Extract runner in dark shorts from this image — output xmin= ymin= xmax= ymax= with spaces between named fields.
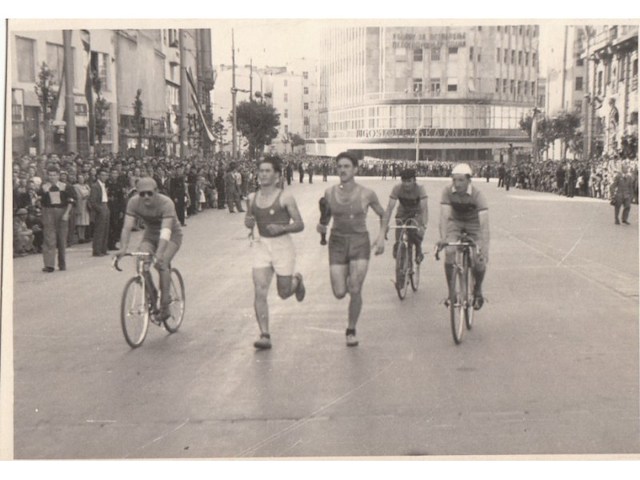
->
xmin=318 ymin=152 xmax=385 ymax=347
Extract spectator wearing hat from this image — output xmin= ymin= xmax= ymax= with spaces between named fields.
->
xmin=39 ymin=165 xmax=76 ymax=272
xmin=89 ymin=168 xmax=110 ymax=256
xmin=13 ymin=208 xmax=34 ymax=256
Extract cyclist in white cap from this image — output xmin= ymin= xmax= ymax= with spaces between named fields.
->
xmin=116 ymin=177 xmax=183 ymax=322
xmin=437 ymin=163 xmax=490 ymax=310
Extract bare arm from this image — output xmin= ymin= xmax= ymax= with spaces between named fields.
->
xmin=244 ymin=193 xmax=256 ymax=230
xmin=117 ymin=214 xmax=136 ymax=255
xmin=378 ymin=196 xmax=398 ymax=240
xmin=439 ymin=204 xmax=452 ymax=242
xmin=282 ymin=191 xmax=304 ymax=234
xmin=419 ymin=197 xmax=429 ymax=230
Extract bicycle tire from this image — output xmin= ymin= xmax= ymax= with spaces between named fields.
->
xmin=410 ymin=247 xmax=420 ymax=291
xmin=121 ymin=277 xmax=149 ymax=348
xmin=163 ymin=268 xmax=185 ymax=333
xmin=450 ymin=264 xmax=465 ymax=345
xmin=464 ymin=251 xmax=475 ymax=330
xmin=396 ymin=242 xmax=409 ymax=300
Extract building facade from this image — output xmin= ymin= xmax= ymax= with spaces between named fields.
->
xmin=309 ymin=25 xmax=541 ymax=162
xmin=10 ymin=27 xmax=214 ymax=159
xmin=584 ymin=25 xmax=638 ymax=158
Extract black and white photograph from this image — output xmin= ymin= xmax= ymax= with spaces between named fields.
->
xmin=1 ymin=9 xmax=639 ymax=469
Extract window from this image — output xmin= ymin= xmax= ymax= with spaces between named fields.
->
xmin=503 ymin=79 xmax=508 ymax=93
xmin=303 ymin=116 xmax=309 ymax=126
xmin=284 ymin=93 xmax=288 ymax=102
xmin=448 ymin=47 xmax=458 ymax=55
xmin=575 ymin=76 xmax=583 ymax=91
xmin=284 ymin=125 xmax=289 ymax=134
xmin=431 ymin=47 xmax=441 ymax=61
xmin=497 ymin=47 xmax=501 ymax=63
xmin=413 ymin=78 xmax=423 ymax=93
xmin=577 ymin=58 xmax=584 ymax=67
xmin=597 ymin=71 xmax=603 ymax=95
xmin=477 ymin=52 xmax=481 ymax=62
xmin=95 ymin=52 xmax=109 ymax=91
xmin=524 ymin=81 xmax=529 ymax=95
xmin=518 ymin=51 xmax=522 ymax=65
xmin=469 ymin=47 xmax=474 ymax=61
xmin=413 ymin=48 xmax=423 ymax=61
xmin=447 ymin=78 xmax=458 ymax=92
xmin=284 ymin=109 xmax=288 ymax=119
xmin=16 ymin=37 xmax=35 ymax=82
xmin=525 ymin=52 xmax=529 ymax=66
xmin=12 ymin=89 xmax=24 ymax=122
xmin=304 ymin=102 xmax=309 ymax=110
xmin=46 ymin=43 xmax=64 ymax=85
xmin=511 ymin=50 xmax=515 ymax=64
xmin=504 ymin=49 xmax=508 ymax=63
xmin=303 ymin=71 xmax=308 ymax=80
xmin=430 ymin=78 xmax=441 ymax=95
xmin=497 ymin=26 xmax=501 ymax=32
xmin=495 ymin=78 xmax=500 ymax=93
xmin=284 ymin=79 xmax=288 ymax=87
xmin=478 ymin=26 xmax=482 ymax=31
xmin=519 ymin=26 xmax=523 ymax=35
xmin=168 ymin=29 xmax=179 ymax=47
xmin=303 ymin=86 xmax=309 ymax=95
xmin=74 ymin=103 xmax=88 ymax=116
xmin=510 ymin=79 xmax=515 ymax=94
xmin=531 ymin=81 xmax=536 ymax=95
xmin=532 ymin=53 xmax=537 ymax=67
xmin=619 ymin=57 xmax=625 ymax=81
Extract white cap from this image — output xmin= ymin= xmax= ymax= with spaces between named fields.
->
xmin=451 ymin=163 xmax=473 ymax=176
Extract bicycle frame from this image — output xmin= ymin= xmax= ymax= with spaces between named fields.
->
xmin=388 ymin=219 xmax=423 ymax=298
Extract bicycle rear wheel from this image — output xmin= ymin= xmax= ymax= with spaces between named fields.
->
xmin=395 ymin=242 xmax=409 ymax=300
xmin=464 ymin=253 xmax=475 ymax=330
xmin=121 ymin=277 xmax=149 ymax=348
xmin=163 ymin=268 xmax=185 ymax=333
xmin=450 ymin=266 xmax=465 ymax=345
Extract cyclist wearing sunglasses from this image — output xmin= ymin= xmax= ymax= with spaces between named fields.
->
xmin=116 ymin=177 xmax=183 ymax=322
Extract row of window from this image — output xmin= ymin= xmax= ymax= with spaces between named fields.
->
xmin=496 ymin=48 xmax=537 ymax=67
xmin=327 ymin=104 xmax=534 ymax=132
xmin=15 ymin=36 xmax=110 ymax=90
xmin=496 ymin=25 xmax=540 ymax=37
xmin=494 ymin=79 xmax=537 ymax=96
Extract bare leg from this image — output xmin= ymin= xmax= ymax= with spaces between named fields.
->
xmin=253 ymin=267 xmax=274 ymax=335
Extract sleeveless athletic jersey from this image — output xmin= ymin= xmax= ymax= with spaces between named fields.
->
xmin=125 ymin=193 xmax=183 ymax=238
xmin=328 ymin=184 xmax=368 ymax=235
xmin=390 ymin=183 xmax=428 ymax=218
xmin=251 ymin=191 xmax=292 ymax=238
xmin=440 ymin=184 xmax=488 ymax=223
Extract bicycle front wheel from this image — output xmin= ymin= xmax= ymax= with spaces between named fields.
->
xmin=395 ymin=242 xmax=409 ymax=300
xmin=121 ymin=277 xmax=149 ymax=348
xmin=163 ymin=268 xmax=185 ymax=333
xmin=450 ymin=268 xmax=465 ymax=345
xmin=464 ymin=254 xmax=475 ymax=330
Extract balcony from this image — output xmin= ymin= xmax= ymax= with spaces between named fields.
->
xmin=362 ymin=90 xmax=494 ymax=103
xmin=591 ymin=25 xmax=639 ymax=57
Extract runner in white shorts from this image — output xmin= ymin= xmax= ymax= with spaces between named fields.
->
xmin=245 ymin=156 xmax=306 ymax=350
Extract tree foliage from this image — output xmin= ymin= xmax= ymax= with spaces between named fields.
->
xmin=93 ymin=78 xmax=109 ymax=153
xmin=234 ymin=100 xmax=280 ymax=159
xmin=552 ymin=110 xmax=581 ymax=159
xmin=34 ymin=62 xmax=57 ymax=153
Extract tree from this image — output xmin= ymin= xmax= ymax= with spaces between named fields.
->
xmin=620 ymin=133 xmax=638 ymax=159
xmin=34 ymin=62 xmax=57 ymax=154
xmin=93 ymin=78 xmax=109 ymax=155
xmin=520 ymin=111 xmax=555 ymax=161
xmin=211 ymin=116 xmax=228 ymax=153
xmin=233 ymin=100 xmax=280 ymax=160
xmin=132 ymin=89 xmax=144 ymax=158
xmin=552 ymin=110 xmax=581 ymax=159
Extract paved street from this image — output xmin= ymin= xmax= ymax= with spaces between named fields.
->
xmin=10 ymin=176 xmax=639 ymax=459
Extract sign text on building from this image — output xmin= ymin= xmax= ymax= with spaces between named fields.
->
xmin=392 ymin=32 xmax=467 ymax=49
xmin=356 ymin=128 xmax=486 ymax=139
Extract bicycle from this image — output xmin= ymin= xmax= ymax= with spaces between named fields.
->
xmin=435 ymin=232 xmax=477 ymax=345
xmin=387 ymin=218 xmax=423 ymax=300
xmin=113 ymin=252 xmax=185 ymax=348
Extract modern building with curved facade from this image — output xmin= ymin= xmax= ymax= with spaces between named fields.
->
xmin=308 ymin=25 xmax=540 ymax=162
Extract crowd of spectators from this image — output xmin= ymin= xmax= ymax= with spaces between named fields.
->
xmin=12 ymin=149 xmax=638 ymax=258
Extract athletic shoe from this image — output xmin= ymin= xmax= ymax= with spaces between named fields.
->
xmin=254 ymin=333 xmax=272 ymax=350
xmin=473 ymin=294 xmax=484 ymax=311
xmin=42 ymin=267 xmax=54 ymax=273
xmin=157 ymin=306 xmax=171 ymax=323
xmin=295 ymin=273 xmax=306 ymax=302
xmin=415 ymin=252 xmax=424 ymax=264
xmin=346 ymin=329 xmax=359 ymax=347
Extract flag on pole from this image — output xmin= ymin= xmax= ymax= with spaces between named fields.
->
xmin=185 ymin=68 xmax=215 ymax=143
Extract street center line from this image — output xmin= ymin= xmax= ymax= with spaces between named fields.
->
xmin=557 ymin=231 xmax=586 ymax=266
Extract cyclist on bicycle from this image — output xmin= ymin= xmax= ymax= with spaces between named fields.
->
xmin=375 ymin=168 xmax=428 ymax=263
xmin=116 ymin=177 xmax=183 ymax=322
xmin=437 ymin=163 xmax=490 ymax=310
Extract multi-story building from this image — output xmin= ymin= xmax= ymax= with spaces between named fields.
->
xmin=310 ymin=25 xmax=541 ymax=163
xmin=584 ymin=24 xmax=638 ymax=158
xmin=10 ymin=26 xmax=214 ymax=159
xmin=11 ymin=29 xmax=118 ymax=157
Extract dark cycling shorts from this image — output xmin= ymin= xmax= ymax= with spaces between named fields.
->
xmin=328 ymin=232 xmax=371 ymax=265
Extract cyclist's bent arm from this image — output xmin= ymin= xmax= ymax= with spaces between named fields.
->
xmin=118 ymin=214 xmax=136 ymax=254
xmin=155 ymin=216 xmax=175 ymax=259
xmin=478 ymin=209 xmax=490 ymax=254
xmin=379 ymin=197 xmax=398 ymax=240
xmin=439 ymin=204 xmax=452 ymax=242
xmin=419 ymin=197 xmax=429 ymax=230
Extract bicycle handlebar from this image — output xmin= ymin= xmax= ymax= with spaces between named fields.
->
xmin=434 ymin=239 xmax=477 ymax=261
xmin=112 ymin=252 xmax=154 ymax=272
